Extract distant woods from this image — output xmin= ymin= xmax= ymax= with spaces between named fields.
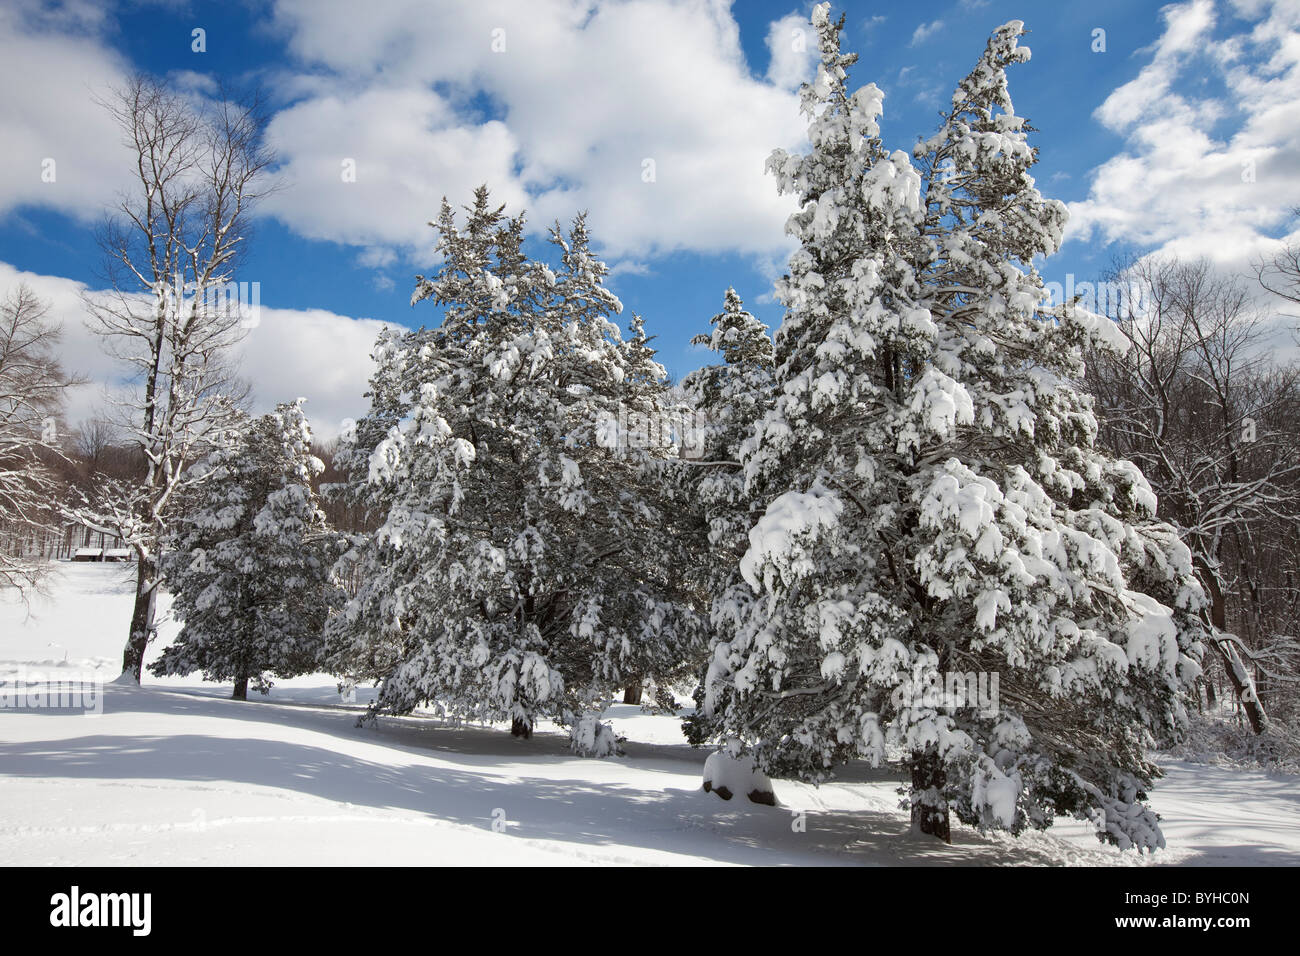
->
xmin=1084 ymin=253 xmax=1300 ymax=731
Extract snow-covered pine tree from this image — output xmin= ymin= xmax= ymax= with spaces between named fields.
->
xmin=678 ymin=289 xmax=775 ymax=739
xmin=682 ymin=288 xmax=775 ymax=580
xmin=617 ymin=309 xmax=712 ymax=708
xmin=328 ymin=187 xmax=706 ymax=751
xmin=151 ymin=400 xmax=344 ymax=699
xmin=696 ymin=6 xmax=1207 ymax=849
xmin=683 ymin=288 xmax=776 ymax=522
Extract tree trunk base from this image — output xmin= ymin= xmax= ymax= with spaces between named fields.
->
xmin=511 ymin=717 xmax=532 ymax=739
xmin=910 ymin=750 xmax=951 ymax=843
xmin=233 ymin=677 xmax=249 ymax=701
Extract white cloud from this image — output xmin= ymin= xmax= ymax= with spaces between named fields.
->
xmin=1093 ymin=0 xmax=1218 ymax=130
xmin=166 ymin=69 xmax=220 ymax=97
xmin=1067 ymin=0 xmax=1300 ymax=276
xmin=261 ymin=86 xmax=528 ymax=253
xmin=264 ymin=0 xmax=808 ymax=260
xmin=606 ymin=259 xmax=652 ymax=278
xmin=1 ymin=1 xmax=812 ymax=272
xmin=0 ymin=4 xmax=135 ymax=222
xmin=894 ymin=63 xmax=942 ymax=106
xmin=0 ymin=261 xmax=385 ymax=442
xmin=237 ymin=305 xmax=390 ymax=440
xmin=766 ymin=11 xmax=818 ymax=90
xmin=910 ymin=19 xmax=944 ymax=46
xmin=0 ymin=263 xmax=114 ymax=429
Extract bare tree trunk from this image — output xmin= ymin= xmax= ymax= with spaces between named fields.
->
xmin=622 ymin=682 xmax=643 ymax=705
xmin=510 ymin=717 xmax=532 ymax=739
xmin=121 ymin=556 xmax=157 ymax=681
xmin=1203 ymin=569 xmax=1266 ymax=734
xmin=1215 ymin=639 xmax=1266 ymax=734
xmin=74 ymin=77 xmax=274 ymax=682
xmin=232 ymin=674 xmax=249 ymax=700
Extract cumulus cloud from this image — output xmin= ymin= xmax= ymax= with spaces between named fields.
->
xmin=0 ymin=261 xmax=385 ymax=442
xmin=0 ymin=1 xmax=827 ymax=441
xmin=2 ymin=0 xmax=812 ymax=266
xmin=606 ymin=259 xmax=652 ymax=278
xmin=237 ymin=305 xmax=390 ymax=440
xmin=2 ymin=0 xmax=813 ymax=270
xmin=0 ymin=2 xmax=136 ymax=221
xmin=766 ymin=11 xmax=819 ymax=90
xmin=1067 ymin=0 xmax=1300 ymax=273
xmin=261 ymin=86 xmax=528 ymax=252
xmin=265 ymin=0 xmax=807 ymax=260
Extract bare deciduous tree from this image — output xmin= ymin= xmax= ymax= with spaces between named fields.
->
xmin=72 ymin=75 xmax=276 ymax=682
xmin=1085 ymin=256 xmax=1300 ymax=734
xmin=1254 ymin=207 xmax=1300 ymax=313
xmin=0 ymin=285 xmax=77 ymax=594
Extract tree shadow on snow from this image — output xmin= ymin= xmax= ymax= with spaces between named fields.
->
xmin=6 ymin=683 xmax=1285 ymax=865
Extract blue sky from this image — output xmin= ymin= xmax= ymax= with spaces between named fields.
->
xmin=1 ymin=0 xmax=1297 ymax=435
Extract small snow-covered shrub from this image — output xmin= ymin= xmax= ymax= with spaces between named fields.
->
xmin=702 ymin=750 xmax=776 ymax=806
xmin=570 ymin=713 xmax=624 ymax=758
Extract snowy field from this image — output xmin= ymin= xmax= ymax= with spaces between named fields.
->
xmin=2 ymin=562 xmax=1296 ymax=866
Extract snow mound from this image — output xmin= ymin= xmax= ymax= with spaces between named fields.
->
xmin=702 ymin=751 xmax=776 ymax=806
xmin=739 ymin=484 xmax=842 ymax=591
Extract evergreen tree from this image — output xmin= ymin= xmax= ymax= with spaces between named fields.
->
xmin=695 ymin=6 xmax=1207 ymax=850
xmin=152 ymin=401 xmax=344 ymax=699
xmin=685 ymin=289 xmax=776 ymax=469
xmin=678 ymin=289 xmax=776 ymax=736
xmin=682 ymin=287 xmax=775 ymax=579
xmin=329 ymin=187 xmax=706 ymax=751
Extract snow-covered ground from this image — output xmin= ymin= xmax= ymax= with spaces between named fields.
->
xmin=2 ymin=562 xmax=1296 ymax=865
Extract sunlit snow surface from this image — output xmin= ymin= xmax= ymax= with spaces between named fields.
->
xmin=1 ymin=563 xmax=1296 ymax=866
